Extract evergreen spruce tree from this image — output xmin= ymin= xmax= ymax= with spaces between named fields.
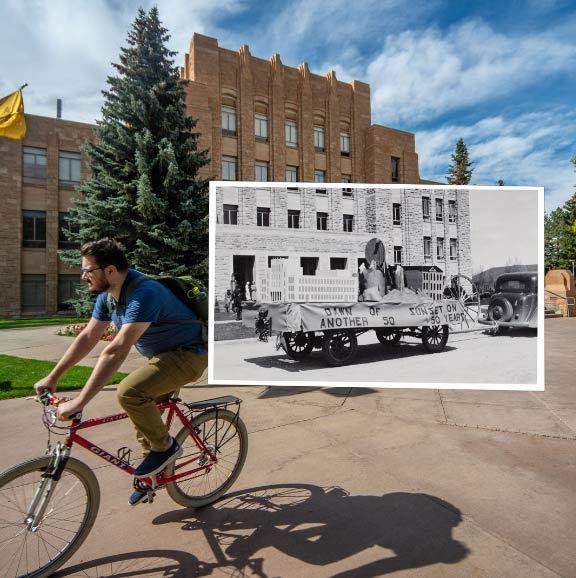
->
xmin=62 ymin=7 xmax=209 ymax=284
xmin=447 ymin=138 xmax=474 ymax=185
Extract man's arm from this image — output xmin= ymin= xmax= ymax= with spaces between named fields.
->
xmin=56 ymin=321 xmax=151 ymax=420
xmin=34 ymin=317 xmax=110 ymax=394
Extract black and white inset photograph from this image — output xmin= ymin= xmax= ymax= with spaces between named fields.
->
xmin=209 ymin=183 xmax=543 ymax=389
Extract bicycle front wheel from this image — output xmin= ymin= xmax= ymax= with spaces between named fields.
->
xmin=166 ymin=409 xmax=248 ymax=508
xmin=0 ymin=456 xmax=100 ymax=578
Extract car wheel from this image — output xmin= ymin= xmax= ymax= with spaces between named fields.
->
xmin=487 ymin=298 xmax=514 ymax=322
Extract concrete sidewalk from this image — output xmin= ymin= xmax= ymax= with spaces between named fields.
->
xmin=0 ymin=320 xmax=574 ymax=577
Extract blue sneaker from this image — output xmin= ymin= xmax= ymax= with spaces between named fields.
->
xmin=128 ymin=489 xmax=149 ymax=506
xmin=134 ymin=438 xmax=183 ymax=478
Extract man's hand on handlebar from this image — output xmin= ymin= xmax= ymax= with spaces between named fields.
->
xmin=56 ymin=397 xmax=85 ymax=421
xmin=34 ymin=376 xmax=58 ymax=396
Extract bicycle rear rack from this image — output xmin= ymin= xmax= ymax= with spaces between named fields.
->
xmin=184 ymin=396 xmax=241 ymax=411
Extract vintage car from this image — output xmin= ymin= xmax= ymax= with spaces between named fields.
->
xmin=480 ymin=271 xmax=538 ymax=332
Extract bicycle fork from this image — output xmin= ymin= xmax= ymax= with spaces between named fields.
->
xmin=24 ymin=442 xmax=70 ymax=532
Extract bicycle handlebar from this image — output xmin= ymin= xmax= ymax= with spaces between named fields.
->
xmin=27 ymin=389 xmax=82 ymax=422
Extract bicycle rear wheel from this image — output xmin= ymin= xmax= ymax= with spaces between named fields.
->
xmin=0 ymin=456 xmax=100 ymax=578
xmin=166 ymin=409 xmax=248 ymax=508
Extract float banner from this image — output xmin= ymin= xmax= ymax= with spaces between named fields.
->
xmin=266 ymin=302 xmax=302 ymax=333
xmin=298 ymin=300 xmax=465 ymax=332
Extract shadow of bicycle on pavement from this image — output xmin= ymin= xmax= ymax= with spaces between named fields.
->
xmin=149 ymin=483 xmax=469 ymax=578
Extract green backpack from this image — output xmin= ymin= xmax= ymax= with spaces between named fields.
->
xmin=107 ymin=275 xmax=208 ymax=344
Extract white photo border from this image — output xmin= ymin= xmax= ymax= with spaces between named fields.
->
xmin=208 ymin=181 xmax=544 ymax=391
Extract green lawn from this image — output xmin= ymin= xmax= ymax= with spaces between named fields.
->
xmin=0 ymin=355 xmax=127 ymax=400
xmin=0 ymin=318 xmax=89 ymax=330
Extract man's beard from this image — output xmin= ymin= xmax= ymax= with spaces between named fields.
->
xmin=87 ymin=279 xmax=111 ymax=294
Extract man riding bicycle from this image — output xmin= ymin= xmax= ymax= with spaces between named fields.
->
xmin=34 ymin=238 xmax=207 ymax=505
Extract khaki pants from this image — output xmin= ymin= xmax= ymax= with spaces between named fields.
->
xmin=116 ymin=349 xmax=207 ymax=453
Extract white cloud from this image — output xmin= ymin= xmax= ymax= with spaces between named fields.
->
xmin=366 ymin=18 xmax=576 ymax=124
xmin=416 ymin=108 xmax=576 ymax=213
xmin=0 ymin=0 xmax=245 ymax=123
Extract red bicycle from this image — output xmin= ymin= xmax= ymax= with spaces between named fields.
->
xmin=0 ymin=391 xmax=248 ymax=578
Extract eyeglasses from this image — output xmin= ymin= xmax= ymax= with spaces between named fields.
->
xmin=80 ymin=265 xmax=107 ymax=276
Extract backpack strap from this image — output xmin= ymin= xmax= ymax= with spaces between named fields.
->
xmin=106 ymin=274 xmax=207 ymax=344
xmin=106 ymin=275 xmax=150 ymax=317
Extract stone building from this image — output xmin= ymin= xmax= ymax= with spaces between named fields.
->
xmin=0 ymin=115 xmax=94 ymax=318
xmin=1 ymin=34 xmax=434 ymax=318
xmin=214 ymin=185 xmax=471 ymax=304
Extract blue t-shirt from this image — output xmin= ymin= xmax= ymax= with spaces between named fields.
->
xmin=92 ymin=270 xmax=205 ymax=358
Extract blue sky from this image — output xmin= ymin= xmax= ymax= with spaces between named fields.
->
xmin=1 ymin=0 xmax=574 ymax=215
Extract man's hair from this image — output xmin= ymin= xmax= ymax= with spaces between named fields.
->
xmin=80 ymin=238 xmax=130 ymax=272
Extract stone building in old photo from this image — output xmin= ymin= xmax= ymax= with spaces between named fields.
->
xmin=213 ymin=185 xmax=471 ymax=305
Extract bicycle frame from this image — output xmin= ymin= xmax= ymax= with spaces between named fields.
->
xmin=63 ymin=401 xmax=217 ymax=486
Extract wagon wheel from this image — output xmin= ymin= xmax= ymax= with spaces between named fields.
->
xmin=422 ymin=325 xmax=449 ymax=353
xmin=282 ymin=332 xmax=315 ymax=360
xmin=375 ymin=328 xmax=402 ymax=346
xmin=322 ymin=330 xmax=358 ymax=366
xmin=443 ymin=274 xmax=481 ymax=331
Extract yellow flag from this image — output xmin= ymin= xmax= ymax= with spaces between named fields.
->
xmin=0 ymin=89 xmax=27 ymax=140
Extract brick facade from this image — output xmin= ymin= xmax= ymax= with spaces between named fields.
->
xmin=0 ymin=115 xmax=94 ymax=318
xmin=1 ymin=34 xmax=438 ymax=318
xmin=182 ymin=34 xmax=420 ymax=185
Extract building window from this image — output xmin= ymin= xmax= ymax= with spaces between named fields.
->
xmin=436 ymin=198 xmax=444 ymax=222
xmin=340 ymin=131 xmax=350 ymax=156
xmin=58 ymin=212 xmax=80 ymax=249
xmin=255 ymin=113 xmax=268 ymax=142
xmin=317 ymin=212 xmax=328 ymax=230
xmin=285 ymin=120 xmax=297 ymax=147
xmin=221 ymin=105 xmax=237 ymax=136
xmin=223 ymin=204 xmax=238 ymax=225
xmin=300 ymin=257 xmax=319 ymax=276
xmin=437 ymin=237 xmax=445 ymax=260
xmin=288 ymin=210 xmax=300 ymax=229
xmin=314 ymin=126 xmax=325 ymax=152
xmin=394 ymin=246 xmax=402 ymax=265
xmin=23 ymin=146 xmax=47 ymax=185
xmin=450 ymin=238 xmax=458 ymax=261
xmin=286 ymin=165 xmax=298 ymax=182
xmin=422 ymin=196 xmax=431 ymax=220
xmin=331 ymin=257 xmax=347 ymax=270
xmin=391 ymin=157 xmax=400 ymax=182
xmin=343 ymin=214 xmax=354 ymax=232
xmin=21 ymin=274 xmax=46 ymax=313
xmin=222 ymin=156 xmax=237 ymax=181
xmin=449 ymin=200 xmax=457 ymax=223
xmin=257 ymin=207 xmax=270 ymax=227
xmin=23 ymin=210 xmax=47 ymax=248
xmin=255 ymin=161 xmax=269 ymax=182
xmin=392 ymin=203 xmax=401 ymax=226
xmin=424 ymin=237 xmax=432 ymax=261
xmin=58 ymin=274 xmax=80 ymax=310
xmin=58 ymin=151 xmax=81 ymax=187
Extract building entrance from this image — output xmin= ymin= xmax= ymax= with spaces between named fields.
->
xmin=233 ymin=255 xmax=255 ymax=299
